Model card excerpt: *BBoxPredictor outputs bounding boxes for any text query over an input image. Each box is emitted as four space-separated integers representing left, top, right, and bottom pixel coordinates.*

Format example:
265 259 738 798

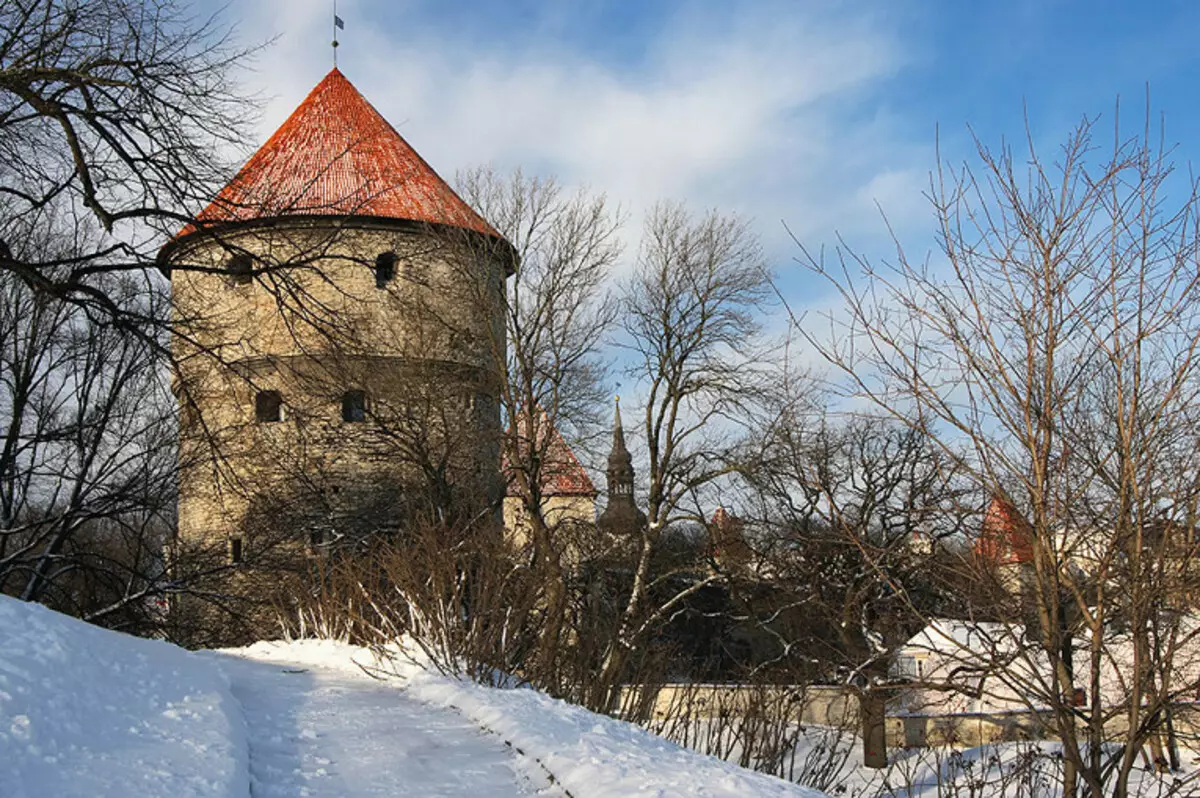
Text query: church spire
598 396 646 535
608 396 632 474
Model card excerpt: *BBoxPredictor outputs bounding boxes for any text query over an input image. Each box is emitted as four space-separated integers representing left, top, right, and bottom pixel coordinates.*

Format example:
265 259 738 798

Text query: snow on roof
897 616 1200 716
902 618 1021 655
180 68 500 240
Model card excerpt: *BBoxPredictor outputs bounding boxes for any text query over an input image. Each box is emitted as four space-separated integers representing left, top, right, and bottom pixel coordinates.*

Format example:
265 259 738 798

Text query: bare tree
744 407 969 768
0 249 176 624
0 0 254 317
797 108 1200 796
453 166 620 690
0 0 261 630
586 202 775 709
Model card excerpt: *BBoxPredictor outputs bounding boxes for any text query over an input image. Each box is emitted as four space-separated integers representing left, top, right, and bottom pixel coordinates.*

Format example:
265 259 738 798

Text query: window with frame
229 537 244 564
255 390 282 423
227 253 253 285
375 252 397 288
342 390 366 422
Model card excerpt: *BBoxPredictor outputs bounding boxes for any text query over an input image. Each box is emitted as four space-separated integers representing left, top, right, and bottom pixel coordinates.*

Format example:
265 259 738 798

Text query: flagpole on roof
332 1 342 67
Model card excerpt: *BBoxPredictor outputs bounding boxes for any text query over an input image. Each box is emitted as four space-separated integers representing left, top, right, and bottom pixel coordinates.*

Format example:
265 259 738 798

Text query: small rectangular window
227 253 253 285
255 390 282 423
342 390 366 422
375 252 396 289
230 537 243 564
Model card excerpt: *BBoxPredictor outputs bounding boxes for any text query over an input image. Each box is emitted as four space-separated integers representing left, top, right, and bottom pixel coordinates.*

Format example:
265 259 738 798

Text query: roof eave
157 214 519 278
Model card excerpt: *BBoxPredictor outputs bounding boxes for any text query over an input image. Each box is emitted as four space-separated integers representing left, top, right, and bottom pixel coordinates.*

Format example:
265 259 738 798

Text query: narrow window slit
255 390 282 423
227 253 253 285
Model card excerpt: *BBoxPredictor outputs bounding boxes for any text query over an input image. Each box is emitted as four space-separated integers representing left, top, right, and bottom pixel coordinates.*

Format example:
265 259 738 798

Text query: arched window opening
255 390 282 423
227 253 253 285
342 390 366 422
375 252 397 288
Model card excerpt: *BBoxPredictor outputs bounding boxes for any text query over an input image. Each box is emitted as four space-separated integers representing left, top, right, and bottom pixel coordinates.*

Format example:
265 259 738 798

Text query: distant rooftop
503 413 597 498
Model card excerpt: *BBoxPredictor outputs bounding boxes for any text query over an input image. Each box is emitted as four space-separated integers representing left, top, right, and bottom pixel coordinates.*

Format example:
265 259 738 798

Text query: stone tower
162 69 514 630
597 399 647 535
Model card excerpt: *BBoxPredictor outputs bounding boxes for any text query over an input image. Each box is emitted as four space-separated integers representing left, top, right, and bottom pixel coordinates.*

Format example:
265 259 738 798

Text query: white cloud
232 0 930 275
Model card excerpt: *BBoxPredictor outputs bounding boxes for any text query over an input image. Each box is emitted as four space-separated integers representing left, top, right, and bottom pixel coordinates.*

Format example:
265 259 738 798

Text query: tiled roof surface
503 414 597 498
975 496 1034 565
185 68 498 238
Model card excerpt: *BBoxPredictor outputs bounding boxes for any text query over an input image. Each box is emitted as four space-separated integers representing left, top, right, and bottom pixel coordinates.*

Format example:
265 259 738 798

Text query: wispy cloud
232 0 930 277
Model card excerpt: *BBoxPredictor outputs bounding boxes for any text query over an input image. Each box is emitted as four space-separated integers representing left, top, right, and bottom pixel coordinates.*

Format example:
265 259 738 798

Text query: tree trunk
1062 756 1077 798
860 690 887 769
1166 706 1181 771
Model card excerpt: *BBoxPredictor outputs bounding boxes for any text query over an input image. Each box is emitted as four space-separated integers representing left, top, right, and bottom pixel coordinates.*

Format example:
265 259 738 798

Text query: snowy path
211 652 546 798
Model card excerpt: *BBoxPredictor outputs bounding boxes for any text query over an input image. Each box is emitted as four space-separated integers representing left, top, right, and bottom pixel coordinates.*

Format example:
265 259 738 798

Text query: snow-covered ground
235 639 826 798
0 596 247 797
0 596 825 797
666 717 1200 798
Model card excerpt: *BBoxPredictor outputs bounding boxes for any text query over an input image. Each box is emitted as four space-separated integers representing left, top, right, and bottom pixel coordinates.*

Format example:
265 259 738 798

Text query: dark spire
608 396 631 471
598 397 646 535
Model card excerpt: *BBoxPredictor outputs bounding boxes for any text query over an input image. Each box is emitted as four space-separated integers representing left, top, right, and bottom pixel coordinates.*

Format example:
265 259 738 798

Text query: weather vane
332 2 345 67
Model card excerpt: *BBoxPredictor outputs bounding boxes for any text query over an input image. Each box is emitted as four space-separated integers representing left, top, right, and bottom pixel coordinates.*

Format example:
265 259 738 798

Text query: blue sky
217 0 1200 303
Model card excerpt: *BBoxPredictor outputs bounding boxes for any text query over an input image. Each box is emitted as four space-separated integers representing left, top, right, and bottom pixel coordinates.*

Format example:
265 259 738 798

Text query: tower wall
169 219 507 639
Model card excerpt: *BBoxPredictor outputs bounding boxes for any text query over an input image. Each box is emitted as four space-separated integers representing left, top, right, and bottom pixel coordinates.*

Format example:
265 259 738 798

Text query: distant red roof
503 413 596 498
975 496 1034 565
180 68 498 239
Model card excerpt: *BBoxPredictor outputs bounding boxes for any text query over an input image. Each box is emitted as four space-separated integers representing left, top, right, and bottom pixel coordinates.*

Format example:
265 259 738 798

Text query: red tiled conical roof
184 68 498 238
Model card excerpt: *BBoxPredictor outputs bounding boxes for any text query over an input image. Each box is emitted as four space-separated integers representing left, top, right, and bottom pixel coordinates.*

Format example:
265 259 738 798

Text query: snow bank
235 639 828 798
407 668 828 798
0 596 248 798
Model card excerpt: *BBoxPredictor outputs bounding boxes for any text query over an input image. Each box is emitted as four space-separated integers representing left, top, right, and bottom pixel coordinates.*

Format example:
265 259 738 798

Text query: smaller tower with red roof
709 507 753 568
502 410 598 548
974 495 1035 599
